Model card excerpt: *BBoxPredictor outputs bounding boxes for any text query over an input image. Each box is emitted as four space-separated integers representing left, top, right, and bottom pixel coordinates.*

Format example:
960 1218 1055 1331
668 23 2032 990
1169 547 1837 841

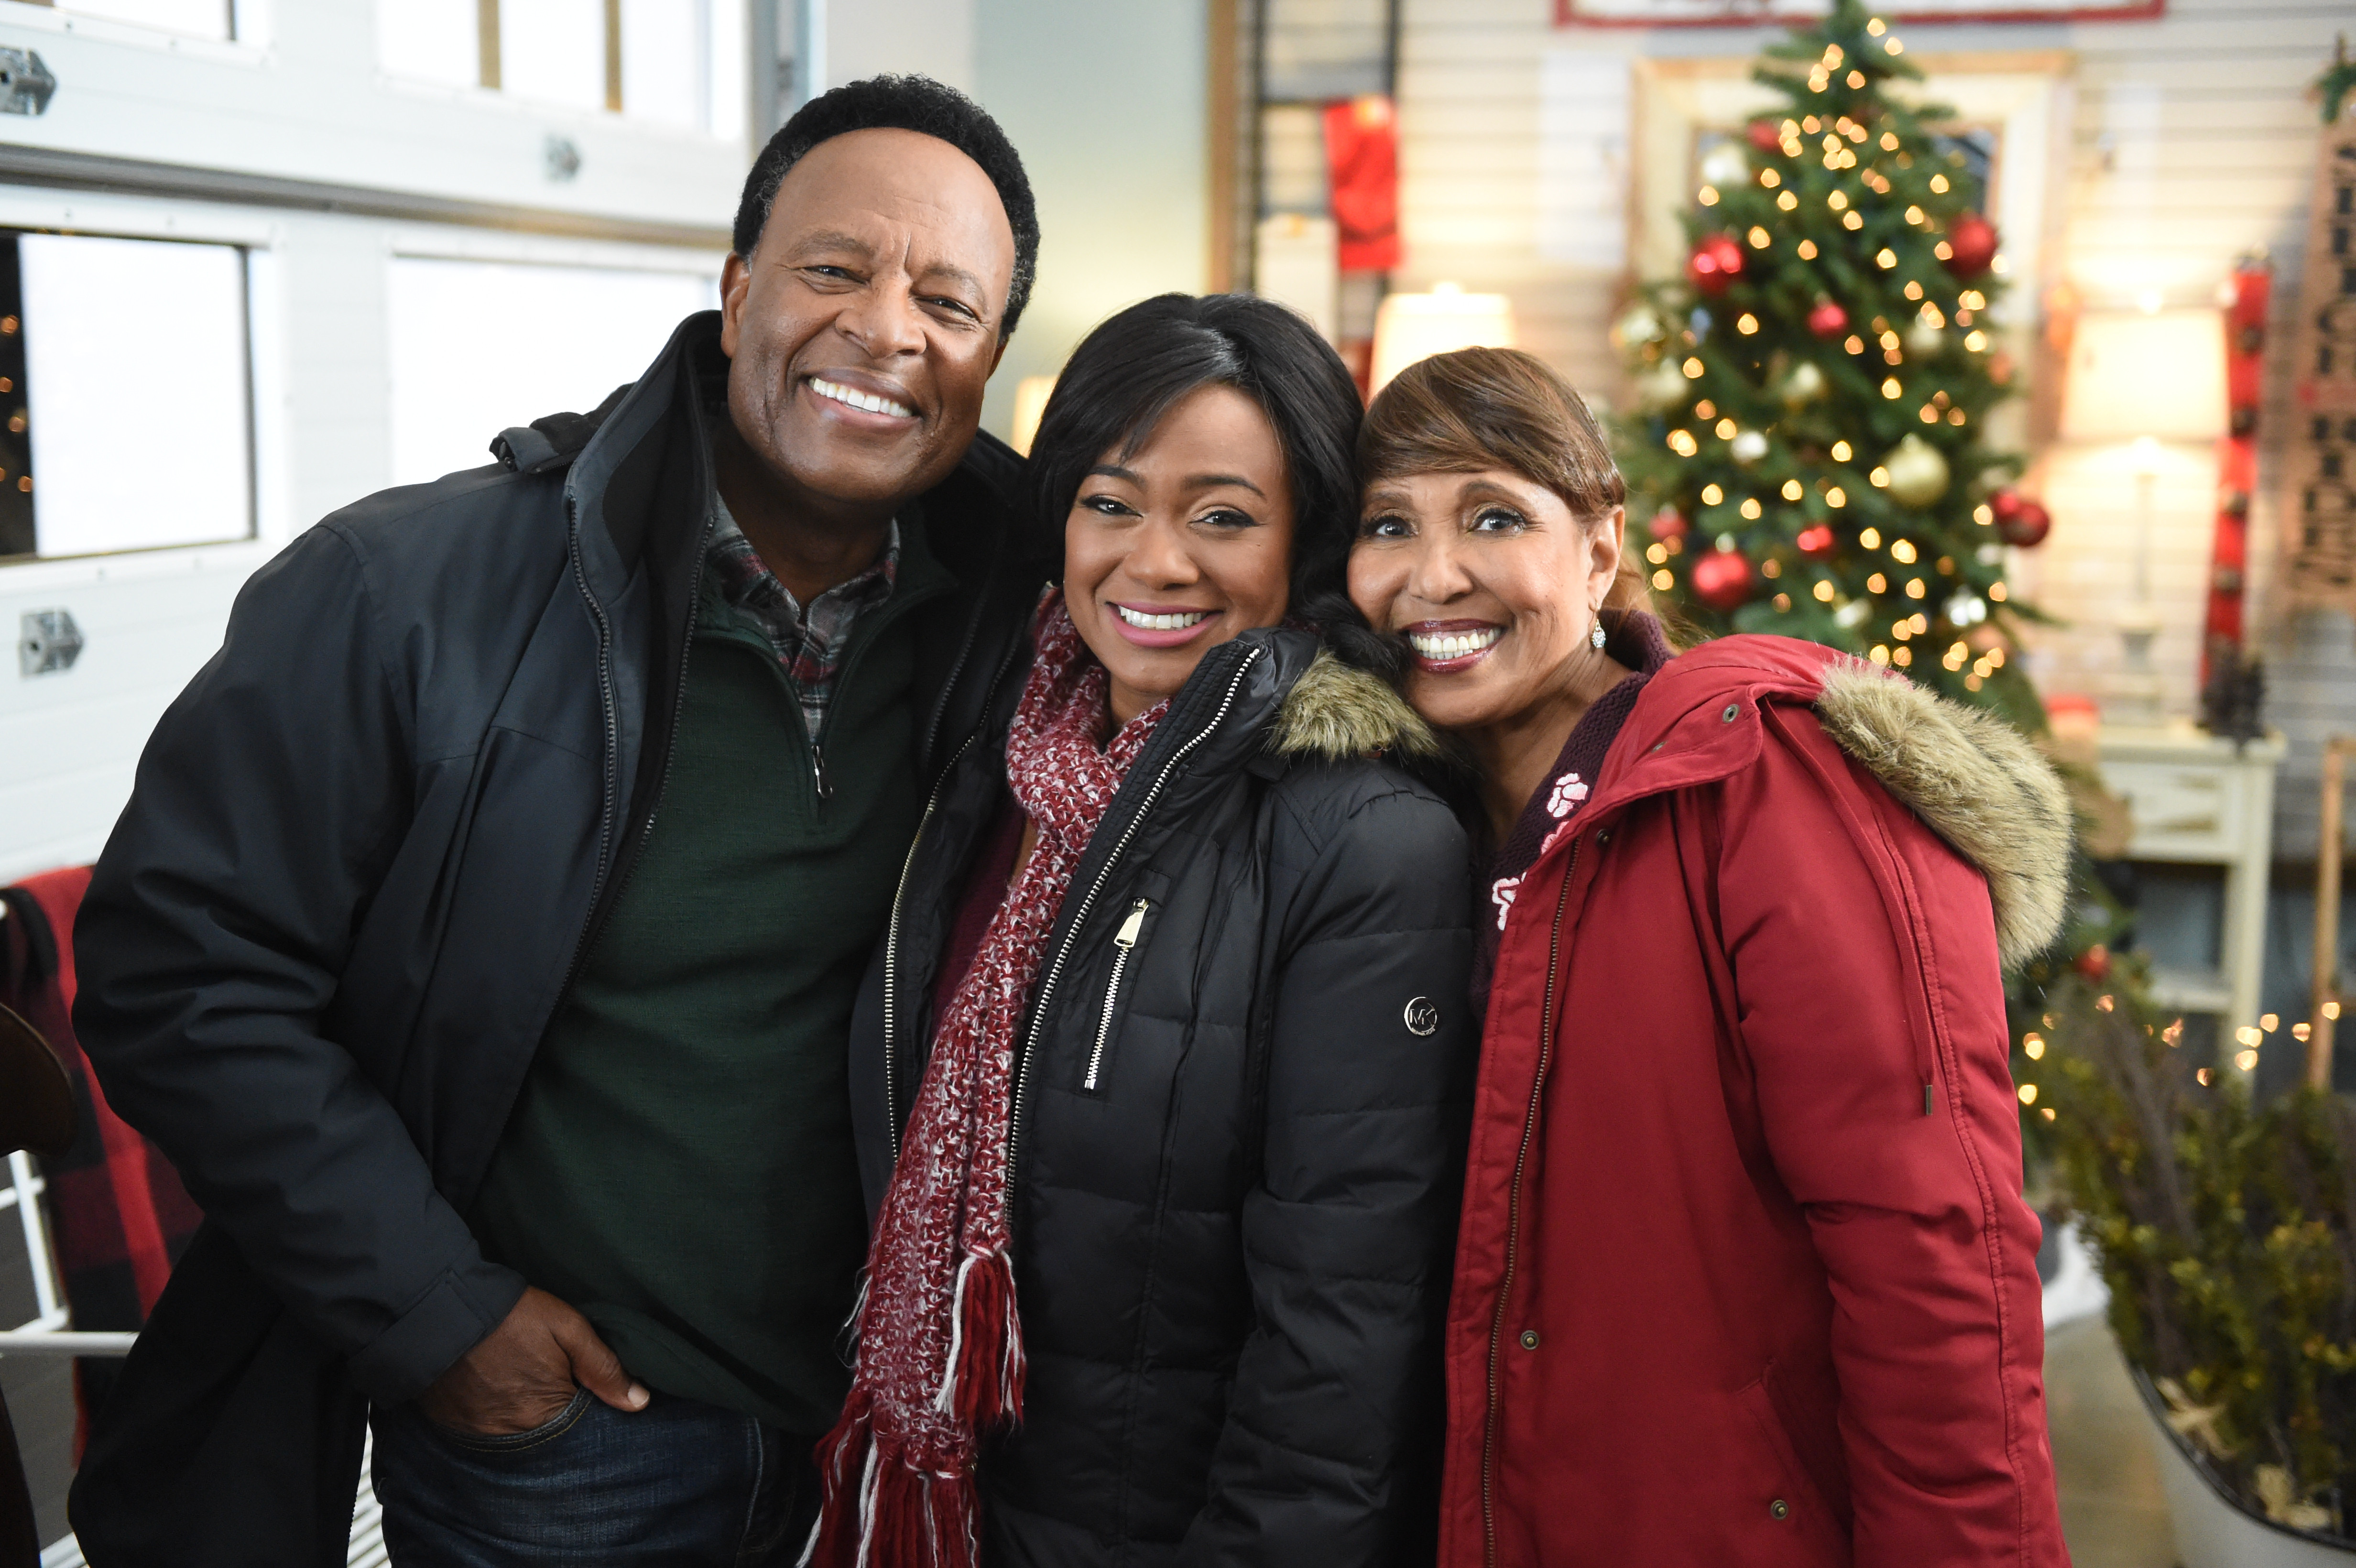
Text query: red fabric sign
1324 96 1402 274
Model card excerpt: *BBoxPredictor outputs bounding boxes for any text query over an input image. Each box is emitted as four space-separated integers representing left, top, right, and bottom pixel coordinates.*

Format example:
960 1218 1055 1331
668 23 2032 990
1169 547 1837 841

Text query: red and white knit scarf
807 592 1169 1568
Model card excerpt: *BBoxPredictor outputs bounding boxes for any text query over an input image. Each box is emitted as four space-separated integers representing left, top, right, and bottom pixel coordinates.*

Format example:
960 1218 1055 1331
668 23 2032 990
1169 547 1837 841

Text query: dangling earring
1589 610 1607 652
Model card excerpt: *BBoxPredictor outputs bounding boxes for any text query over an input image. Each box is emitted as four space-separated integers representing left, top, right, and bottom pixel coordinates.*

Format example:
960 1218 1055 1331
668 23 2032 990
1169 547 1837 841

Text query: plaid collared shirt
705 497 900 743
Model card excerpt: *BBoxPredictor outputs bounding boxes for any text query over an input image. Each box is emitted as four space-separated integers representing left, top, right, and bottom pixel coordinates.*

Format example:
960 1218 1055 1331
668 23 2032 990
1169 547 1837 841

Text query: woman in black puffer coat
834 296 1475 1568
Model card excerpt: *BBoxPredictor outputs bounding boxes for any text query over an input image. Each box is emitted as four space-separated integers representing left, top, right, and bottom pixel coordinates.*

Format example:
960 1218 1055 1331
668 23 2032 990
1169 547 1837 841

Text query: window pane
620 0 747 137
502 0 606 111
379 0 480 89
386 257 718 487
707 0 747 141
56 0 230 39
18 235 252 558
619 0 699 129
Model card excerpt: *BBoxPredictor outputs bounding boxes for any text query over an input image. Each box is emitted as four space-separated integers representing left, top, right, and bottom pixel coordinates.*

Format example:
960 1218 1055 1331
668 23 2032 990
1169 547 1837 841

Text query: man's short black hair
733 74 1040 338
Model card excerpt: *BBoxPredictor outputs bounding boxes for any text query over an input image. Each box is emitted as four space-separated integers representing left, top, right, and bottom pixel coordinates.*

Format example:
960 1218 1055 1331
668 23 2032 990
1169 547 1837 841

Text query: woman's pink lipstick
1108 602 1220 649
1404 619 1504 675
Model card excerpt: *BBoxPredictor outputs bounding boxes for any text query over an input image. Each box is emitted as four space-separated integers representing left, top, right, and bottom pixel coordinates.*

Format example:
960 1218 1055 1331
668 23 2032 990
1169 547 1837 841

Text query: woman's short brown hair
1358 346 1658 631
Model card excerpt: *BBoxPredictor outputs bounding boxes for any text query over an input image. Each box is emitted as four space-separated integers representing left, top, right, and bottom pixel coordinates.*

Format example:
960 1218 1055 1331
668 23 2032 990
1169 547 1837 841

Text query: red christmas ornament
1944 212 1999 280
1989 489 2025 527
1998 500 2051 548
2074 943 2111 982
1745 117 1784 154
1649 506 1691 543
1690 547 1756 611
1796 523 1836 559
1806 299 1849 339
1687 234 1745 297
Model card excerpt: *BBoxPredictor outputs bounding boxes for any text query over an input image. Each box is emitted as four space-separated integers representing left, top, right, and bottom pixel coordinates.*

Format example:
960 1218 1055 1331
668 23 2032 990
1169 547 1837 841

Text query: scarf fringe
807 1251 1025 1568
802 1403 983 1568
934 1247 1026 1427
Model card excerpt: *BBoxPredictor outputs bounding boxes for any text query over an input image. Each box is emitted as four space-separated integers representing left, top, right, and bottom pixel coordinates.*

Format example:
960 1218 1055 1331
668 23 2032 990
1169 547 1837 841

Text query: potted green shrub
2040 973 2356 1563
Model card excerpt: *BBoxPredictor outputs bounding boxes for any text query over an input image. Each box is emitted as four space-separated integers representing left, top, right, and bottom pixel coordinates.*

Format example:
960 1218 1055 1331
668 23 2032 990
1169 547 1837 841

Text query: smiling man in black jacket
67 76 1042 1567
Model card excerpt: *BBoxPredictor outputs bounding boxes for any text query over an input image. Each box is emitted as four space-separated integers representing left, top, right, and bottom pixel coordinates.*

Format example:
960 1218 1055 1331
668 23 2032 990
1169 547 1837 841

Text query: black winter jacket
66 313 1040 1568
847 627 1477 1568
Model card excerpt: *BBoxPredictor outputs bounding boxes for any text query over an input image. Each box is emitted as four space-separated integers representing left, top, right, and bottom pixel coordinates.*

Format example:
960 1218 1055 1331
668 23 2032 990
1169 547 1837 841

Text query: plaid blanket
0 867 201 1446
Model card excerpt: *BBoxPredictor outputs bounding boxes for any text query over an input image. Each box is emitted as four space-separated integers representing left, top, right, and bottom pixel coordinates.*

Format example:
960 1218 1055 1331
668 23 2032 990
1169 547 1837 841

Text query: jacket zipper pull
811 740 832 802
1923 1080 1936 1117
1084 899 1154 1093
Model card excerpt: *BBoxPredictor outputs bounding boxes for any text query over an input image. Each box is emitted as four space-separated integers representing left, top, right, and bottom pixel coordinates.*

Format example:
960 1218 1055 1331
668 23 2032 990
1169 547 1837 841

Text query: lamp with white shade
1369 282 1517 395
2057 306 2228 728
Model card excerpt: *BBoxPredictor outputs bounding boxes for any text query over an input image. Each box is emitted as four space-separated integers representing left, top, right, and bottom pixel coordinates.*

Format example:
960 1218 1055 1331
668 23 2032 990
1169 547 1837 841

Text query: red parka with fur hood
1440 634 2073 1568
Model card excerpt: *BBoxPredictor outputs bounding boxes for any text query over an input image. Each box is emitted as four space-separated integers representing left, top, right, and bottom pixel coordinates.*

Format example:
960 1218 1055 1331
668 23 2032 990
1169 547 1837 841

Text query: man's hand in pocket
415 1285 650 1435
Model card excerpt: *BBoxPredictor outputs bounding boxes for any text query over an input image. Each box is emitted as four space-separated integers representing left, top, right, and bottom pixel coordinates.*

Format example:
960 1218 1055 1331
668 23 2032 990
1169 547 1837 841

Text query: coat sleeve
1178 777 1475 1568
73 525 527 1404
1713 703 2062 1567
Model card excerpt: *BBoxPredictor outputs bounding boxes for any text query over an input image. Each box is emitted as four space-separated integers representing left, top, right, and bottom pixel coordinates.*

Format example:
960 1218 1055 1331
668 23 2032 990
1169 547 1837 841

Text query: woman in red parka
1341 347 2075 1568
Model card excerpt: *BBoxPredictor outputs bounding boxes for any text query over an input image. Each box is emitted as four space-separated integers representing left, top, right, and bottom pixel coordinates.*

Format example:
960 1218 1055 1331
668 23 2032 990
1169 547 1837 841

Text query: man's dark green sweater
469 522 949 1435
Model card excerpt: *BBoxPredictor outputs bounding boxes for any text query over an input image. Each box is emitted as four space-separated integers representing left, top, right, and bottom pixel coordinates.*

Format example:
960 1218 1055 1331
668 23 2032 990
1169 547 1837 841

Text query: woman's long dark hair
1026 293 1396 676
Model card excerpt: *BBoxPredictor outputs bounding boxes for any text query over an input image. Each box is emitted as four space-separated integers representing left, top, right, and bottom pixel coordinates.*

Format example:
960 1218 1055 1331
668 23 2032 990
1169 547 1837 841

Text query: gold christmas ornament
1780 360 1828 406
1882 434 1951 507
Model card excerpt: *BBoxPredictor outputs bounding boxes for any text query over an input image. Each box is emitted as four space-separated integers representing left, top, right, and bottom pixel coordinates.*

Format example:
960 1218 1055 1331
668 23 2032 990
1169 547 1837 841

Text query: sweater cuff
345 1255 527 1404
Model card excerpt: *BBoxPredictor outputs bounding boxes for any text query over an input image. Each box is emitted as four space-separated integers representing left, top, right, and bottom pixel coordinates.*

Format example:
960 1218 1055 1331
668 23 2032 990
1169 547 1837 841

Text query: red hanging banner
1323 95 1402 274
2203 256 2268 684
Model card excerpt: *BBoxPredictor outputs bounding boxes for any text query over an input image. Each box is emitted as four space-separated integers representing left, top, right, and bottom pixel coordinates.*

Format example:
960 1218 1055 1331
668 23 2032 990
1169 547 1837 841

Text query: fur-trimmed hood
1812 661 2072 972
1267 649 1442 764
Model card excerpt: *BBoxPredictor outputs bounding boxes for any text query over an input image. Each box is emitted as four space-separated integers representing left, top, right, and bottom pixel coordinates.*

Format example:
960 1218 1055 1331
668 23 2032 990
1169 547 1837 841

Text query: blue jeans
371 1387 818 1566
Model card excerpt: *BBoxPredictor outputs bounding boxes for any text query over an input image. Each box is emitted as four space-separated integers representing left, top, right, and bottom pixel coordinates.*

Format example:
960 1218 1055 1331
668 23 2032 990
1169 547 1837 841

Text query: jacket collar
1578 635 1842 824
564 311 712 609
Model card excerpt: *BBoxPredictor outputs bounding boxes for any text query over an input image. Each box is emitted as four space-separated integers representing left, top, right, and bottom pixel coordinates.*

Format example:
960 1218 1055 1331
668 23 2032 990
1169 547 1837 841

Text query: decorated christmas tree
1614 0 2048 729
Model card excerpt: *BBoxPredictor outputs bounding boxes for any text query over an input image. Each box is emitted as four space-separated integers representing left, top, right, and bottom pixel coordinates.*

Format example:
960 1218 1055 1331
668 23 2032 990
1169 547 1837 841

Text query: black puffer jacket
847 625 1476 1567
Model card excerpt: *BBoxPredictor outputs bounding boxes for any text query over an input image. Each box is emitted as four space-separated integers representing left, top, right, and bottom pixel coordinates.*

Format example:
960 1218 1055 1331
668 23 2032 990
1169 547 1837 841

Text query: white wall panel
1538 51 1629 271
386 255 717 486
0 553 249 883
